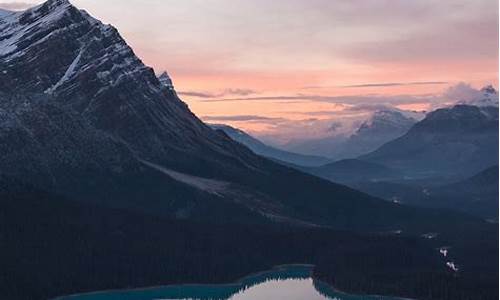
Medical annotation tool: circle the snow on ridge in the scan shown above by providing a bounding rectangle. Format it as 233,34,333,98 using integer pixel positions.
457,85,499,108
45,48,83,94
0,0,98,59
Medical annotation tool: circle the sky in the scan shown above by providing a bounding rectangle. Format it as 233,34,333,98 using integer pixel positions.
1,0,498,144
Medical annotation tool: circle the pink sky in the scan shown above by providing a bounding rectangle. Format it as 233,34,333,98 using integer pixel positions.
1,0,498,142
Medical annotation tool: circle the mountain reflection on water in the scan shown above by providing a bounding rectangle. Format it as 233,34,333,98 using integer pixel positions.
55,265,403,300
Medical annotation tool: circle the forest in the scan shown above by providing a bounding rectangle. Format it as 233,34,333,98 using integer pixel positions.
1,176,497,300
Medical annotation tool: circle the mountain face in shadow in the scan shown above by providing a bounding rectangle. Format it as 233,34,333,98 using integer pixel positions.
210,123,331,167
0,0,468,232
361,105,499,179
352,166,499,220
301,159,402,185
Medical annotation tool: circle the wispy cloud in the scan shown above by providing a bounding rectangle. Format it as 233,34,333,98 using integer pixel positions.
178,91,216,98
0,2,32,10
340,81,449,88
328,121,343,133
178,88,257,99
201,115,285,122
201,93,437,107
303,81,448,89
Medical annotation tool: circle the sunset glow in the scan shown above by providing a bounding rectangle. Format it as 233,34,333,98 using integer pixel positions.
2,0,497,142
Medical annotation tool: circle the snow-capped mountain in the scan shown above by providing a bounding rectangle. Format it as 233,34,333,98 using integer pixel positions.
284,109,419,160
355,110,417,137
361,105,499,178
330,109,418,159
461,85,499,107
1,0,434,230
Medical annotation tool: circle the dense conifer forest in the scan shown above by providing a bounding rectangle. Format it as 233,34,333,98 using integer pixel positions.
1,176,497,300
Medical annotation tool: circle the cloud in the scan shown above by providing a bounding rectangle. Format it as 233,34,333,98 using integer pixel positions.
178,91,216,98
202,93,437,107
0,2,32,10
344,103,393,112
303,81,448,89
341,13,498,64
340,81,449,88
442,82,482,103
328,122,342,133
201,115,285,122
178,88,258,99
204,82,495,144
224,88,256,96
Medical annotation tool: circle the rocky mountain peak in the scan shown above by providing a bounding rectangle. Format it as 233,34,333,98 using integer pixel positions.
481,85,497,95
0,0,263,180
357,109,416,135
457,85,499,108
158,71,175,91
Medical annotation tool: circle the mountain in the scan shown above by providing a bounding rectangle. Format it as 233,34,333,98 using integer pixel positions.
158,71,175,91
461,85,499,107
0,0,467,232
431,165,499,219
0,9,12,17
361,105,499,179
352,166,499,220
210,124,331,167
301,159,402,184
284,134,348,159
333,110,418,159
284,109,418,160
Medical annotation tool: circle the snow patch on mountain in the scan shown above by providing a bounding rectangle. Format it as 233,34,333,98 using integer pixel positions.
45,49,83,94
447,83,499,108
158,71,175,91
141,160,230,195
0,0,75,58
359,110,418,132
462,85,499,107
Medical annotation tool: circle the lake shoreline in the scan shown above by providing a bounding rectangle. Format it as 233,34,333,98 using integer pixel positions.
53,264,415,300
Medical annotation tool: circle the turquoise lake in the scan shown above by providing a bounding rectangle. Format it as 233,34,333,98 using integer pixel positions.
55,265,404,300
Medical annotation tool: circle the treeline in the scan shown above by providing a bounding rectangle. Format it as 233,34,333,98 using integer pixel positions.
0,176,497,300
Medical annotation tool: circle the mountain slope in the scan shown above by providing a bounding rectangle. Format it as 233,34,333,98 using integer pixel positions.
302,159,402,184
432,165,499,219
351,166,499,220
210,123,331,167
361,105,499,178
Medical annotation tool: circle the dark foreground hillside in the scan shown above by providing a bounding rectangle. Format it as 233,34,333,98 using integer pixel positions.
1,176,497,300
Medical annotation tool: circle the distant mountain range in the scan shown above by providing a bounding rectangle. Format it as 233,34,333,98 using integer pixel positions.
300,159,401,184
298,93,499,219
210,124,331,167
360,105,499,179
285,109,419,160
351,165,499,220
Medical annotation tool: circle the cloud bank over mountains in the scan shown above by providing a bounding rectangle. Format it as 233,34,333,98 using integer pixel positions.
199,83,497,144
